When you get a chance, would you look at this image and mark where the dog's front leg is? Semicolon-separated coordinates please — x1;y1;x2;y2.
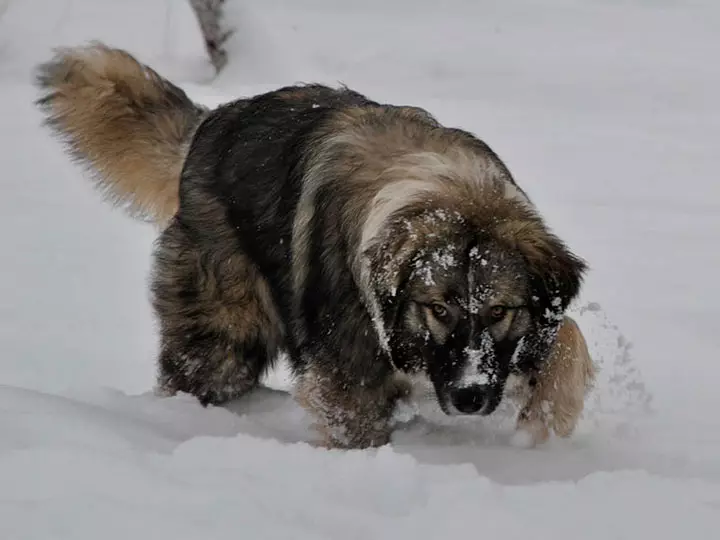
294;364;412;450
512;316;596;447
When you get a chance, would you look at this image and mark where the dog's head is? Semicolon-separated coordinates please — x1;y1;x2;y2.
366;196;586;416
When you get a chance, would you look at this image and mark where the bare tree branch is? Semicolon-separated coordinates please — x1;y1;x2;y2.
188;0;234;74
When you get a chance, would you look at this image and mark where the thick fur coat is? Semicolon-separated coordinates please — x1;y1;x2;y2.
35;42;595;449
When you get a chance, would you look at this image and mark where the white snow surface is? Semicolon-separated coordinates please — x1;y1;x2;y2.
2;0;720;537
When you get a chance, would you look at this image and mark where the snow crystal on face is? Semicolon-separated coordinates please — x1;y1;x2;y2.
468;288;489;315
411;246;458;286
466;246;494;314
544;307;565;324
414;258;436;286
509;336;526;367
466;369;490;386
457;330;496;388
433;249;456;269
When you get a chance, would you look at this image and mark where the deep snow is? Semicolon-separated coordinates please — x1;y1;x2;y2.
1;0;719;538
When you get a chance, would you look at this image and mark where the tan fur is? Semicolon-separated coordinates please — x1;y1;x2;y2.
511;316;596;446
294;105;517;299
151;193;286;405
292;108;441;291
35;42;207;227
368;190;537;295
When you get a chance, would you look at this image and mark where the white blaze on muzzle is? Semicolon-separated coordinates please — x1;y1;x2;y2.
458;328;496;388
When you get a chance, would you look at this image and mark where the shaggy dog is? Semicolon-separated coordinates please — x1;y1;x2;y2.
34;42;594;449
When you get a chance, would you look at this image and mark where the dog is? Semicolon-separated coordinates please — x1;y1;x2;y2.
34;42;592;449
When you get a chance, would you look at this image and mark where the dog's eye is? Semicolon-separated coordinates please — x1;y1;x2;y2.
431;303;448;319
489;305;507;321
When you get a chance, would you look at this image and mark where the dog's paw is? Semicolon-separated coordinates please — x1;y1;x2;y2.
510;427;539;449
389;396;419;426
513;414;551;448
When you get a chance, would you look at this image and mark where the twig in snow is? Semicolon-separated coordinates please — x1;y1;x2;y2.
188;0;234;74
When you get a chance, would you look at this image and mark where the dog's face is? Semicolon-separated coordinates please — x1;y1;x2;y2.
388;239;533;415
371;207;586;417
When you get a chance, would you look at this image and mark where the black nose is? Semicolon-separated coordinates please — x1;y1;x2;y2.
450;385;487;414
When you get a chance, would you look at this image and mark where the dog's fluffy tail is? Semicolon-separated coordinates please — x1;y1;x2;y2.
34;42;208;226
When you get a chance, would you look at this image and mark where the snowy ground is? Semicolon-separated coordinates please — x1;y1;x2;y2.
1;0;720;538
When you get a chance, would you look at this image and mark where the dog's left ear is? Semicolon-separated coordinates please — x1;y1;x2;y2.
527;234;586;322
499;219;587;321
499;218;587;372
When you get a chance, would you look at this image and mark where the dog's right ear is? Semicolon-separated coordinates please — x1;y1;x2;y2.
363;237;414;339
363;222;416;302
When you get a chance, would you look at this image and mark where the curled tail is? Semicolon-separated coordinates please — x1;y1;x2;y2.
34;42;208;226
